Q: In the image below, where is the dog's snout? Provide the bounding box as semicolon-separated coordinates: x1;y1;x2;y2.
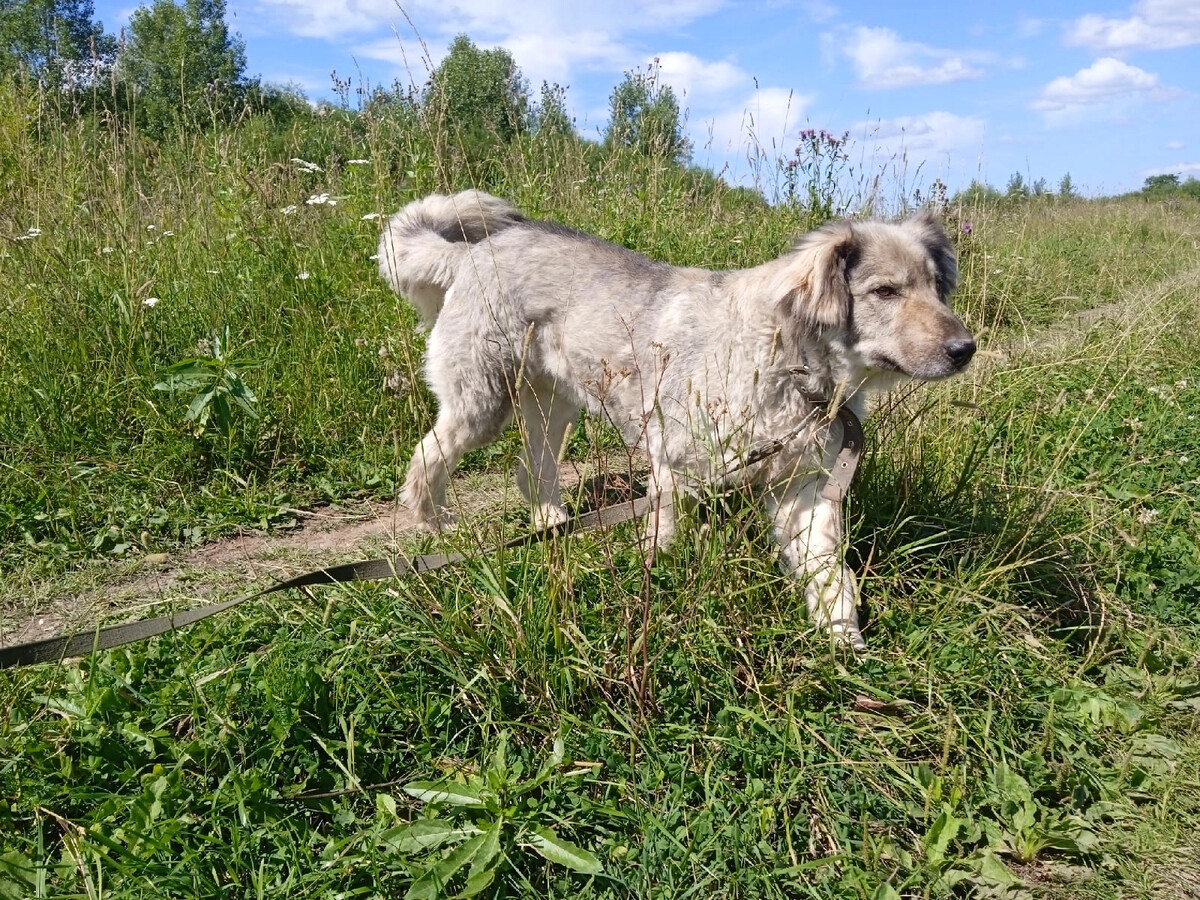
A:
944;337;976;368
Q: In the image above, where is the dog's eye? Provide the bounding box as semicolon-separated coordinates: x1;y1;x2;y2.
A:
874;285;899;299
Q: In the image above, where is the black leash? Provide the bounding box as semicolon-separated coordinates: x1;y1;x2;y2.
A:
0;408;862;671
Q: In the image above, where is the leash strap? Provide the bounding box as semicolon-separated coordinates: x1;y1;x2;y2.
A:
0;497;655;670
0;408;864;671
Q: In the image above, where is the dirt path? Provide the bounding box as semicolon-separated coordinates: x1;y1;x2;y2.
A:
0;451;647;649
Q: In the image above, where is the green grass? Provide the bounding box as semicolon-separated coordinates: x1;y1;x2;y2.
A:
2;80;1200;898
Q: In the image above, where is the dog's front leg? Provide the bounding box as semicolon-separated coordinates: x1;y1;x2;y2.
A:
765;478;864;649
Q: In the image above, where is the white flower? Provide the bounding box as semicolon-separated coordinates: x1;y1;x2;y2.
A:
143;297;160;308
292;158;323;173
368;253;379;260
306;193;337;206
16;227;41;241
297;271;310;280
101;246;115;254
281;204;299;215
147;224;156;231
162;230;174;237
362;212;382;220
348;158;370;165
206;269;220;275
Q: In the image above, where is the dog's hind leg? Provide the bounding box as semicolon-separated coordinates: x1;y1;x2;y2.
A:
516;381;578;529
764;476;865;650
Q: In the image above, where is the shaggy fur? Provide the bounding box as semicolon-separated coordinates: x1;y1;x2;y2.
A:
378;190;975;647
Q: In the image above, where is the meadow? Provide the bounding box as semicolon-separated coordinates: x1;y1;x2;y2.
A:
1;79;1199;898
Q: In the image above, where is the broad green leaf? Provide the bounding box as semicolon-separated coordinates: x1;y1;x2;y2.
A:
526;825;602;874
458;865;496;898
404;780;487;808
403;834;487;900
379;819;480;855
923;806;962;865
468;819;502;879
431;833;487;884
403;871;439;900
0;851;37;900
976;850;1022;886
185;384;219;423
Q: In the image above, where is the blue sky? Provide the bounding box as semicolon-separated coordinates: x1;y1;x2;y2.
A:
94;0;1200;196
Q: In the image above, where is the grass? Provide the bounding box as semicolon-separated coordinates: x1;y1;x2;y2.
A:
2;79;1200;898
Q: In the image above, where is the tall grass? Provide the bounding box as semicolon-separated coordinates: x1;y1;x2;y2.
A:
1;75;1199;898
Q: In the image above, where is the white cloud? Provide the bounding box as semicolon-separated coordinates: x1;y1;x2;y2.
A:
700;86;814;159
1018;16;1046;38
1142;162;1200;176
1066;0;1200;52
1032;57;1177;115
653;52;748;101
1167;140;1186;149
853;111;987;158
839;26;985;89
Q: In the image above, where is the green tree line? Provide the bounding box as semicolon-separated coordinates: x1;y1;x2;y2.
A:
2;0;690;163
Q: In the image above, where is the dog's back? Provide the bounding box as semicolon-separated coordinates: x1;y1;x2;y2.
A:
377;190;525;327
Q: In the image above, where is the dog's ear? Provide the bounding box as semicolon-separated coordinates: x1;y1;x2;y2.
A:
906;209;958;302
783;221;856;328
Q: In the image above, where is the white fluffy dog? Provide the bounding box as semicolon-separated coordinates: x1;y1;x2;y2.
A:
378;191;975;647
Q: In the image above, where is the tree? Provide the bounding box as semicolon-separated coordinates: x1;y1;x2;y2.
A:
605;63;689;162
0;0;115;85
120;0;246;135
1005;171;1027;199
424;34;528;150
1058;172;1077;199
1142;173;1181;194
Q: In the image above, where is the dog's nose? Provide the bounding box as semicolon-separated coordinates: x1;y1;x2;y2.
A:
944;337;976;367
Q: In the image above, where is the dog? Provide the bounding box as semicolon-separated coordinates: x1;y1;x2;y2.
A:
377;190;975;648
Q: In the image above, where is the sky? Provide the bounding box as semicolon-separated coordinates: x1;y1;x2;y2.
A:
92;0;1200;197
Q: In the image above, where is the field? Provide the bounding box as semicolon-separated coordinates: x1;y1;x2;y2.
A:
2;85;1200;898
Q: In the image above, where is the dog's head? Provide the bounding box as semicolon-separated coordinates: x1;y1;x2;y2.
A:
782;210;975;380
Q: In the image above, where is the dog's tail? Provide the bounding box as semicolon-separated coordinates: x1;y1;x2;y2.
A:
377;190;525;327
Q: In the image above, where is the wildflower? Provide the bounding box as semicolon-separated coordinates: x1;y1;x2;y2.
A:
281;205;299;215
368;253;379;260
162;230;174;237
143;297;160;308
16;227;41;241
362;212;382;220
297;271;310;280
147;224;156;231
102;246;115;254
306;193;337;206
348;159;370;165
961;222;973;235
378;345;390;360
292;158;323;173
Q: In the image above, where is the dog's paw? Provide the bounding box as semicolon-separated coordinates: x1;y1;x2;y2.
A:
830;622;867;652
532;503;570;531
396;505;455;533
